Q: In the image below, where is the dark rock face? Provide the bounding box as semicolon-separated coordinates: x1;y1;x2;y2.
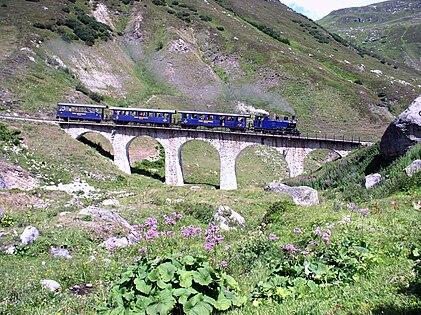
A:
380;95;421;161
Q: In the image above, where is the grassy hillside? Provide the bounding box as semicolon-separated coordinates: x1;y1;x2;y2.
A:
319;0;421;74
0;115;420;314
0;0;420;140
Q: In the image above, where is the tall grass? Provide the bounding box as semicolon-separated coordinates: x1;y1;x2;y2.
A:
289;143;421;201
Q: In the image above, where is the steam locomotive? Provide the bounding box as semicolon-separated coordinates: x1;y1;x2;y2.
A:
56;103;300;136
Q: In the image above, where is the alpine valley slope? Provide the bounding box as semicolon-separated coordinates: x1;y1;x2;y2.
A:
319;0;421;74
0;0;420;139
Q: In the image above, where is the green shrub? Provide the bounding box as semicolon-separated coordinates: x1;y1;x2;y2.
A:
173;202;215;224
199;15;212;22
101;253;246;314
0;123;22;146
262;200;296;225
247;20;290;45
152;0;166;5
32;22;46;29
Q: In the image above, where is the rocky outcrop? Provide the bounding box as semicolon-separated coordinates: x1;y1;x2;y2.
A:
214;205;245;231
404;160;421;177
380;95;421;161
264;182;319;207
0;160;39;190
365;173;383;189
78;206;131;228
20;226;39;246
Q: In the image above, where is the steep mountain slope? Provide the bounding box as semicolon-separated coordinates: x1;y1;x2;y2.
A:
0;0;420;139
318;0;421;73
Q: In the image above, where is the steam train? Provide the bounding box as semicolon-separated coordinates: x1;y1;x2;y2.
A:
56;103;300;136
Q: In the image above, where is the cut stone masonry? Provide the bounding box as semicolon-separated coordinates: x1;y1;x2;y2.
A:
62;124;358;190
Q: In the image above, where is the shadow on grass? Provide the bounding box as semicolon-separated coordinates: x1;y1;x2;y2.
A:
79;136;114;160
371;305;420;315
184;180;219;190
131;167;165;182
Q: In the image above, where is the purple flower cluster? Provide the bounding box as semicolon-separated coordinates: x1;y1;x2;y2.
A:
294;227;303;234
164;212;183;225
203;222;224;250
269;233;279;241
280;243;310;255
348;203;370;216
181;224;202;238
314;226;331;245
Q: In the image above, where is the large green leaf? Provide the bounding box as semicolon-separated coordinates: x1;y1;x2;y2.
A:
225;290;247;307
147;269;159;282
193;267;213;286
223;274;239;289
173;287;198;305
157;262;177;282
146;290;176;315
184;293;214;315
214;292;231;311
134;278;152;295
178;270;195;288
182;255;196;266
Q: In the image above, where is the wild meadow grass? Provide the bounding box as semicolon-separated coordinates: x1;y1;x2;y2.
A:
0;123;420;314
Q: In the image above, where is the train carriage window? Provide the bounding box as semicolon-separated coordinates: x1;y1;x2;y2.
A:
239;117;244;122
227;116;233;121
209;115;213;120
192;114;197;119
200;115;205;120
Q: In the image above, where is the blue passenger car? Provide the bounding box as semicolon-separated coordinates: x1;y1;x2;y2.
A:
109;107;176;126
253;115;300;135
56;103;106;122
178;111;250;130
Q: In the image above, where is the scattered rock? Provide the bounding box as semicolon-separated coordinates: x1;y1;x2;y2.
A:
69;283;94;296
20;226;39;245
404;160;421;177
78;206;131;228
0;208;4;220
102;199;120;207
0;177;8;189
380;94;421;160
214;205;245;231
0;161;39;190
51;247;72;259
3;245;15;254
264;182;319;207
43;179;97;198
365;173;383;189
65;197;84;207
40;279;61;292
102;236;130;249
190;186;202;191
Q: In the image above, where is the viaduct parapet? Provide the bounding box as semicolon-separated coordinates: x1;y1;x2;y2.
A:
60;122;362;190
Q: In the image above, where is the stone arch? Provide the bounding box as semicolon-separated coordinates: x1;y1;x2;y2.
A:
236;144;289;188
303;148;342;174
127;135;166;181
180;139;220;187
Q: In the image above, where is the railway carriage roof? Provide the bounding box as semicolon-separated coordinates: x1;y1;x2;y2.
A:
57;103;107;109
178;110;251;118
108;106;176;113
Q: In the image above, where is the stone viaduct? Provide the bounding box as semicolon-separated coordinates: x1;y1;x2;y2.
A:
60;122;363;190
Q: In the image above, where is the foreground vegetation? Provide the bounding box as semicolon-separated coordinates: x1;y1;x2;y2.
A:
0;122;420;314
